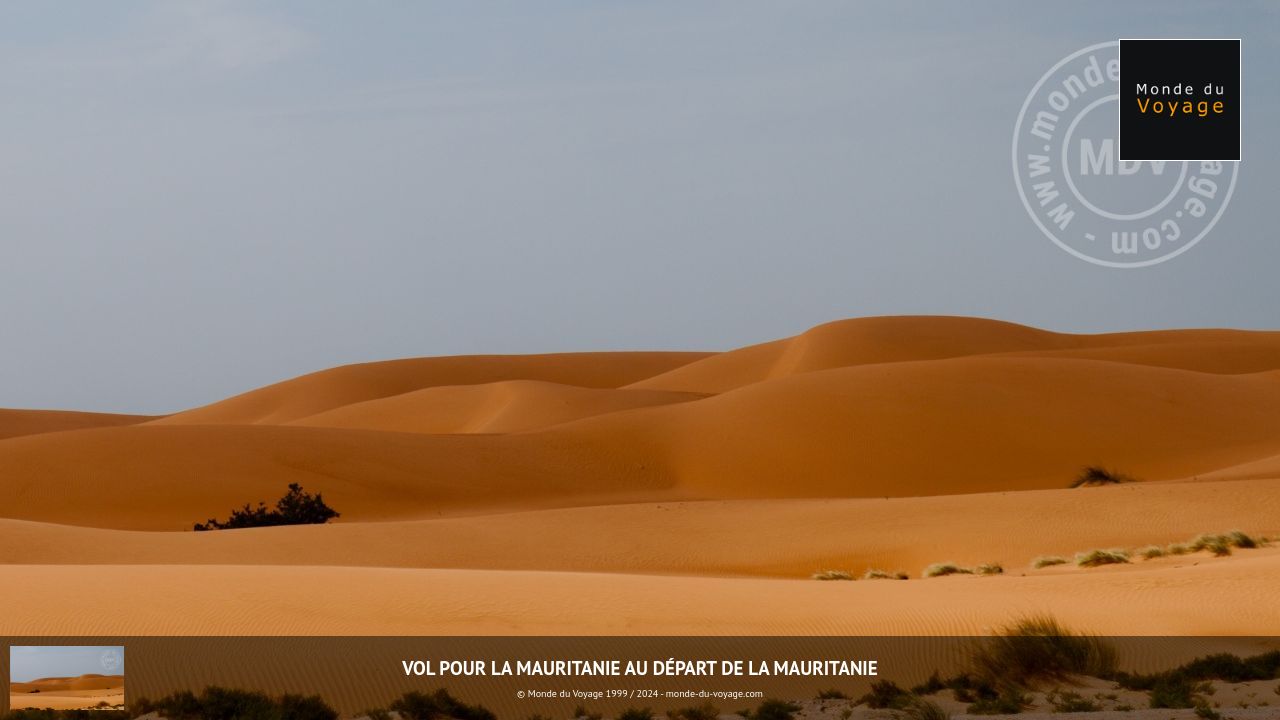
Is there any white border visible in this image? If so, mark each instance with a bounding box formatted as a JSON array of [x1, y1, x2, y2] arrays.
[[1118, 38, 1242, 162]]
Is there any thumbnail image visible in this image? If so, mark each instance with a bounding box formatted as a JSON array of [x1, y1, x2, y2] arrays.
[[8, 646, 124, 712]]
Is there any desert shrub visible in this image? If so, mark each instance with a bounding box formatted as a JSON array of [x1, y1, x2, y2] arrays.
[[1148, 675, 1198, 709], [815, 689, 847, 699], [392, 690, 496, 720], [1195, 704, 1223, 719], [1075, 548, 1130, 567], [970, 615, 1117, 687], [750, 699, 800, 720], [810, 569, 853, 580], [966, 687, 1028, 715], [975, 562, 1004, 576], [903, 699, 951, 720], [194, 483, 340, 531], [1046, 689, 1101, 712], [911, 672, 947, 696], [1190, 534, 1232, 556], [1071, 466, 1134, 488], [1139, 544, 1165, 560], [278, 694, 340, 720], [857, 680, 912, 709], [666, 703, 718, 720], [361, 709, 393, 720], [1227, 529, 1260, 548], [1031, 555, 1068, 569], [1167, 542, 1193, 555], [572, 706, 602, 720], [1118, 651, 1280, 686], [184, 686, 278, 720], [617, 708, 653, 720], [923, 562, 973, 578], [862, 568, 908, 580]]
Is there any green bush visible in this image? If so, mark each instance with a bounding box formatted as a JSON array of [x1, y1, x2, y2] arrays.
[[1071, 466, 1134, 487], [1138, 544, 1165, 560], [970, 615, 1117, 687], [923, 562, 973, 578], [194, 483, 340, 531], [903, 699, 951, 720], [1148, 675, 1198, 709], [966, 688, 1028, 715], [1031, 555, 1068, 569], [1075, 548, 1130, 567], [862, 569, 908, 580], [856, 680, 912, 709]]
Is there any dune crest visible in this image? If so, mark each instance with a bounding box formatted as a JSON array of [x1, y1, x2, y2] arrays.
[[4, 316, 1280, 636], [290, 379, 706, 434]]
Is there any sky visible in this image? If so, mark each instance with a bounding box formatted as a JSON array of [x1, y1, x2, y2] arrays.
[[2, 1, 1278, 414], [9, 646, 124, 683]]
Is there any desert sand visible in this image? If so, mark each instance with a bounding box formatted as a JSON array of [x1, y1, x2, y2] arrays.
[[8, 673, 125, 710], [2, 316, 1279, 636]]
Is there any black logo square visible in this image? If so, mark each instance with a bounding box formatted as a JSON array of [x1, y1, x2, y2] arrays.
[[1119, 39, 1240, 161]]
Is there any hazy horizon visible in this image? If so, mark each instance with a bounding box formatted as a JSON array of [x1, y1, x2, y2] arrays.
[[3, 1, 1277, 414], [9, 646, 124, 683]]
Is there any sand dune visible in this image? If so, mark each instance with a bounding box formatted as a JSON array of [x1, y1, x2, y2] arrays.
[[5, 355, 1280, 530], [0, 423, 674, 530], [8, 674, 125, 711], [3, 478, 1277, 578], [0, 409, 152, 441], [2, 555, 1278, 636], [4, 316, 1280, 638], [150, 352, 709, 426], [10, 675, 124, 693], [290, 380, 705, 434], [629, 316, 1280, 393]]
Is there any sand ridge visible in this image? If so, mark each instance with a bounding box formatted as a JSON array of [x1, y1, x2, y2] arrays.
[[8, 673, 125, 711], [3, 316, 1280, 636]]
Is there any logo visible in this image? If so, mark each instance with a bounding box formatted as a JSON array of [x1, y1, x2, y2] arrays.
[[1012, 41, 1237, 268], [100, 648, 123, 673]]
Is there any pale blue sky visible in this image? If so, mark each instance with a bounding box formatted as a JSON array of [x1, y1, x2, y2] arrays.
[[9, 646, 124, 683], [2, 1, 1277, 414]]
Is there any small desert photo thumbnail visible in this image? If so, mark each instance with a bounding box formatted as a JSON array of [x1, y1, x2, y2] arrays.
[[8, 646, 124, 712]]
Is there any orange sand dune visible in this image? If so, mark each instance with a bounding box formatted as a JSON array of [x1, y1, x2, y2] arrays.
[[6, 316, 1280, 639], [9, 673, 124, 711], [992, 339, 1280, 375], [0, 423, 672, 530], [629, 316, 1280, 392], [2, 556, 1278, 636], [0, 409, 152, 441], [11, 675, 124, 693], [153, 351, 710, 425], [632, 358, 1280, 499], [290, 380, 705, 434], [3, 478, 1277, 577], [4, 356, 1280, 530]]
